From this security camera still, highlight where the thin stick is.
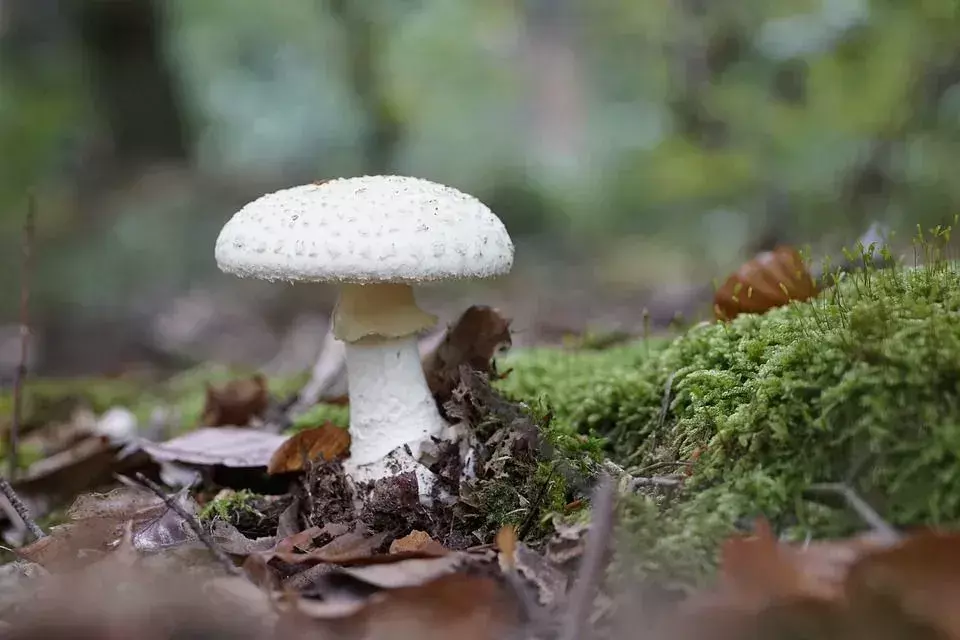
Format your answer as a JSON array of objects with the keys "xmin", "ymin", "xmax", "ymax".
[
  {"xmin": 807, "ymin": 482, "xmax": 900, "ymax": 542},
  {"xmin": 133, "ymin": 473, "xmax": 241, "ymax": 575},
  {"xmin": 8, "ymin": 194, "xmax": 35, "ymax": 480},
  {"xmin": 559, "ymin": 472, "xmax": 617, "ymax": 640},
  {"xmin": 626, "ymin": 474, "xmax": 683, "ymax": 490},
  {"xmin": 0, "ymin": 476, "xmax": 44, "ymax": 540}
]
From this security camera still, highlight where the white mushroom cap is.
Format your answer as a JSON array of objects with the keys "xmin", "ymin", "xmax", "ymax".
[{"xmin": 215, "ymin": 175, "xmax": 514, "ymax": 284}]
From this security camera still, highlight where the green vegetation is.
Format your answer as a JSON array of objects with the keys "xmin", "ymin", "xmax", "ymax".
[
  {"xmin": 286, "ymin": 402, "xmax": 349, "ymax": 433},
  {"xmin": 197, "ymin": 489, "xmax": 258, "ymax": 525},
  {"xmin": 499, "ymin": 254, "xmax": 960, "ymax": 586}
]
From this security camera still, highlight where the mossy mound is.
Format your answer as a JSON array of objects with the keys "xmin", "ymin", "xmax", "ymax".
[{"xmin": 497, "ymin": 262, "xmax": 960, "ymax": 586}]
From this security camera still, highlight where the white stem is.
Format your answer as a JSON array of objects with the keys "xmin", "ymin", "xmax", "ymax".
[{"xmin": 342, "ymin": 334, "xmax": 448, "ymax": 480}]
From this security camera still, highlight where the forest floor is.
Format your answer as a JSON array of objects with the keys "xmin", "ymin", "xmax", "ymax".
[{"xmin": 0, "ymin": 232, "xmax": 958, "ymax": 639}]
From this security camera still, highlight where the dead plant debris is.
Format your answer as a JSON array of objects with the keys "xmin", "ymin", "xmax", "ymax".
[
  {"xmin": 267, "ymin": 423, "xmax": 350, "ymax": 475},
  {"xmin": 201, "ymin": 373, "xmax": 270, "ymax": 427}
]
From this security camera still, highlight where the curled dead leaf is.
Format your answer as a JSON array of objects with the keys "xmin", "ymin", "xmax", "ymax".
[
  {"xmin": 423, "ymin": 305, "xmax": 512, "ymax": 408},
  {"xmin": 714, "ymin": 246, "xmax": 817, "ymax": 321},
  {"xmin": 267, "ymin": 423, "xmax": 350, "ymax": 475},
  {"xmin": 201, "ymin": 374, "xmax": 269, "ymax": 427}
]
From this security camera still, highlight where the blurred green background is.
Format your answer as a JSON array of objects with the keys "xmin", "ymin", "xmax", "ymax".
[{"xmin": 1, "ymin": 0, "xmax": 958, "ymax": 375}]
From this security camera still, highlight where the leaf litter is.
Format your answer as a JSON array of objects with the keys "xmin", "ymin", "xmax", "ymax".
[{"xmin": 7, "ymin": 303, "xmax": 960, "ymax": 638}]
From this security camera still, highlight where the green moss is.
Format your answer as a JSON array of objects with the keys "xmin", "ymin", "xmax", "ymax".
[
  {"xmin": 0, "ymin": 378, "xmax": 146, "ymax": 431},
  {"xmin": 0, "ymin": 441, "xmax": 45, "ymax": 470},
  {"xmin": 130, "ymin": 365, "xmax": 308, "ymax": 432},
  {"xmin": 499, "ymin": 260, "xmax": 960, "ymax": 585},
  {"xmin": 497, "ymin": 339, "xmax": 671, "ymax": 455},
  {"xmin": 286, "ymin": 402, "xmax": 349, "ymax": 434},
  {"xmin": 0, "ymin": 365, "xmax": 309, "ymax": 439},
  {"xmin": 470, "ymin": 460, "xmax": 572, "ymax": 540},
  {"xmin": 198, "ymin": 489, "xmax": 258, "ymax": 524}
]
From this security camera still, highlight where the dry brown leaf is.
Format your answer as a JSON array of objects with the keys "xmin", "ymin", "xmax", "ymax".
[
  {"xmin": 389, "ymin": 530, "xmax": 448, "ymax": 556},
  {"xmin": 712, "ymin": 519, "xmax": 888, "ymax": 610},
  {"xmin": 16, "ymin": 486, "xmax": 195, "ymax": 571},
  {"xmin": 423, "ymin": 305, "xmax": 512, "ymax": 408},
  {"xmin": 270, "ymin": 530, "xmax": 390, "ymax": 566},
  {"xmin": 714, "ymin": 246, "xmax": 817, "ymax": 321},
  {"xmin": 305, "ymin": 572, "xmax": 522, "ymax": 640},
  {"xmin": 333, "ymin": 554, "xmax": 463, "ymax": 590},
  {"xmin": 201, "ymin": 374, "xmax": 269, "ymax": 427},
  {"xmin": 267, "ymin": 423, "xmax": 350, "ymax": 475},
  {"xmin": 844, "ymin": 530, "xmax": 960, "ymax": 638},
  {"xmin": 11, "ymin": 435, "xmax": 147, "ymax": 509}
]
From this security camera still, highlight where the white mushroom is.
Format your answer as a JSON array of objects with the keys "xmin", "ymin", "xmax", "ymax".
[{"xmin": 214, "ymin": 175, "xmax": 514, "ymax": 485}]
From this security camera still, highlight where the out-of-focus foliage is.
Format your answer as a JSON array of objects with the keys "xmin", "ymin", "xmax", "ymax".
[{"xmin": 3, "ymin": 0, "xmax": 960, "ymax": 317}]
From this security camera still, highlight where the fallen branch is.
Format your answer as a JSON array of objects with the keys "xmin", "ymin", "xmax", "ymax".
[
  {"xmin": 133, "ymin": 473, "xmax": 241, "ymax": 575},
  {"xmin": 0, "ymin": 475, "xmax": 44, "ymax": 541},
  {"xmin": 559, "ymin": 472, "xmax": 616, "ymax": 640},
  {"xmin": 8, "ymin": 193, "xmax": 36, "ymax": 480}
]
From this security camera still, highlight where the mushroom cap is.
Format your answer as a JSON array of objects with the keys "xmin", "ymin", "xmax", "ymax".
[{"xmin": 215, "ymin": 175, "xmax": 514, "ymax": 284}]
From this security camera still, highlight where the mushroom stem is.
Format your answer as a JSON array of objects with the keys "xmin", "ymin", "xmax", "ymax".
[
  {"xmin": 341, "ymin": 334, "xmax": 448, "ymax": 477},
  {"xmin": 333, "ymin": 282, "xmax": 447, "ymax": 481}
]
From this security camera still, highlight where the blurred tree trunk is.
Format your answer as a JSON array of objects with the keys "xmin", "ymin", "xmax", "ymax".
[
  {"xmin": 325, "ymin": 0, "xmax": 401, "ymax": 174},
  {"xmin": 71, "ymin": 0, "xmax": 189, "ymax": 167}
]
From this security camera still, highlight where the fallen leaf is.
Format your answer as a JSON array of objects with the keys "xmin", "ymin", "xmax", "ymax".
[
  {"xmin": 201, "ymin": 374, "xmax": 269, "ymax": 427},
  {"xmin": 203, "ymin": 575, "xmax": 278, "ymax": 623},
  {"xmin": 390, "ymin": 530, "xmax": 448, "ymax": 556},
  {"xmin": 514, "ymin": 542, "xmax": 569, "ymax": 607},
  {"xmin": 275, "ymin": 523, "xmax": 350, "ymax": 555},
  {"xmin": 271, "ymin": 529, "xmax": 390, "ymax": 566},
  {"xmin": 714, "ymin": 246, "xmax": 817, "ymax": 321},
  {"xmin": 211, "ymin": 520, "xmax": 277, "ymax": 556},
  {"xmin": 139, "ymin": 427, "xmax": 287, "ymax": 468},
  {"xmin": 715, "ymin": 518, "xmax": 884, "ymax": 608},
  {"xmin": 267, "ymin": 423, "xmax": 350, "ymax": 475},
  {"xmin": 12, "ymin": 436, "xmax": 148, "ymax": 511},
  {"xmin": 844, "ymin": 530, "xmax": 960, "ymax": 638},
  {"xmin": 16, "ymin": 486, "xmax": 196, "ymax": 570},
  {"xmin": 423, "ymin": 306, "xmax": 512, "ymax": 408},
  {"xmin": 303, "ymin": 572, "xmax": 522, "ymax": 640},
  {"xmin": 330, "ymin": 554, "xmax": 463, "ymax": 590}
]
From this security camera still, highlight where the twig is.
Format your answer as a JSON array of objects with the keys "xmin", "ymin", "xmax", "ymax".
[
  {"xmin": 8, "ymin": 194, "xmax": 36, "ymax": 480},
  {"xmin": 0, "ymin": 475, "xmax": 44, "ymax": 540},
  {"xmin": 133, "ymin": 472, "xmax": 241, "ymax": 575},
  {"xmin": 807, "ymin": 482, "xmax": 900, "ymax": 543},
  {"xmin": 626, "ymin": 474, "xmax": 684, "ymax": 490},
  {"xmin": 559, "ymin": 472, "xmax": 617, "ymax": 640}
]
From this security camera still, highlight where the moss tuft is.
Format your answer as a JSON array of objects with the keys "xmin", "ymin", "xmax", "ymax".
[
  {"xmin": 198, "ymin": 489, "xmax": 258, "ymax": 525},
  {"xmin": 499, "ymin": 261, "xmax": 960, "ymax": 585},
  {"xmin": 286, "ymin": 402, "xmax": 349, "ymax": 433}
]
